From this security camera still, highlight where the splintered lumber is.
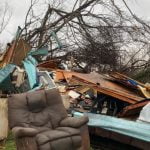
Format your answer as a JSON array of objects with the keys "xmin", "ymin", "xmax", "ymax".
[
  {"xmin": 119, "ymin": 100, "xmax": 150, "ymax": 117},
  {"xmin": 70, "ymin": 72, "xmax": 144, "ymax": 104}
]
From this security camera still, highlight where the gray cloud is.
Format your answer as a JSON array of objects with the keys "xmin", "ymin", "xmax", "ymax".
[
  {"xmin": 0, "ymin": 0, "xmax": 30, "ymax": 44},
  {"xmin": 126, "ymin": 0, "xmax": 150, "ymax": 20}
]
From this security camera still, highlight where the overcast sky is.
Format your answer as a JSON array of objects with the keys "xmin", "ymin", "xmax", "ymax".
[{"xmin": 0, "ymin": 0, "xmax": 150, "ymax": 44}]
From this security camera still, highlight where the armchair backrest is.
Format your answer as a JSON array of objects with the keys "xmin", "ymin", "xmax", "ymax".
[{"xmin": 8, "ymin": 88, "xmax": 67, "ymax": 129}]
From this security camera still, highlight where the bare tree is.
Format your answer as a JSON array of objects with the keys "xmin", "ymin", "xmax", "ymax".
[
  {"xmin": 18, "ymin": 0, "xmax": 150, "ymax": 73},
  {"xmin": 0, "ymin": 2, "xmax": 12, "ymax": 34}
]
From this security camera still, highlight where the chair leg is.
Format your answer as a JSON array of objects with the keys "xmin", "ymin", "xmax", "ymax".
[
  {"xmin": 15, "ymin": 137, "xmax": 38, "ymax": 150},
  {"xmin": 80, "ymin": 125, "xmax": 90, "ymax": 150}
]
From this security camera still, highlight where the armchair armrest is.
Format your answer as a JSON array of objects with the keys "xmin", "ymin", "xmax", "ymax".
[
  {"xmin": 60, "ymin": 116, "xmax": 89, "ymax": 128},
  {"xmin": 12, "ymin": 127, "xmax": 38, "ymax": 138}
]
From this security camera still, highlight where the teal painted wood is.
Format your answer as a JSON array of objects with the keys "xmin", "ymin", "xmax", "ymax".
[
  {"xmin": 28, "ymin": 46, "xmax": 48, "ymax": 56},
  {"xmin": 23, "ymin": 56, "xmax": 38, "ymax": 89},
  {"xmin": 0, "ymin": 64, "xmax": 16, "ymax": 91},
  {"xmin": 0, "ymin": 64, "xmax": 16, "ymax": 83},
  {"xmin": 74, "ymin": 112, "xmax": 150, "ymax": 142}
]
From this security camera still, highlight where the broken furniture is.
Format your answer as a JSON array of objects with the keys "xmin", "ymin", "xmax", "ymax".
[
  {"xmin": 37, "ymin": 71, "xmax": 56, "ymax": 89},
  {"xmin": 8, "ymin": 88, "xmax": 90, "ymax": 150}
]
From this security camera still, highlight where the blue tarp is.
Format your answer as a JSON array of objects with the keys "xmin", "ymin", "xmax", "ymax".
[{"xmin": 73, "ymin": 112, "xmax": 150, "ymax": 142}]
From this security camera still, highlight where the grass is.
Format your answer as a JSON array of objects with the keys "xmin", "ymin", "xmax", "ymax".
[
  {"xmin": 1, "ymin": 133, "xmax": 16, "ymax": 150},
  {"xmin": 2, "ymin": 133, "xmax": 93, "ymax": 150}
]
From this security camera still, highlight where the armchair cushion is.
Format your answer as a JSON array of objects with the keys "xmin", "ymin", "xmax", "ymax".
[
  {"xmin": 12, "ymin": 127, "xmax": 38, "ymax": 138},
  {"xmin": 36, "ymin": 127, "xmax": 80, "ymax": 145},
  {"xmin": 27, "ymin": 90, "xmax": 47, "ymax": 113},
  {"xmin": 8, "ymin": 89, "xmax": 67, "ymax": 129},
  {"xmin": 8, "ymin": 89, "xmax": 89, "ymax": 150},
  {"xmin": 60, "ymin": 116, "xmax": 89, "ymax": 128},
  {"xmin": 38, "ymin": 135, "xmax": 81, "ymax": 150}
]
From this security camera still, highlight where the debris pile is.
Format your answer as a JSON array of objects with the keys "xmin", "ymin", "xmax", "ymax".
[
  {"xmin": 0, "ymin": 30, "xmax": 150, "ymax": 119},
  {"xmin": 0, "ymin": 29, "xmax": 150, "ymax": 149},
  {"xmin": 43, "ymin": 69, "xmax": 149, "ymax": 118}
]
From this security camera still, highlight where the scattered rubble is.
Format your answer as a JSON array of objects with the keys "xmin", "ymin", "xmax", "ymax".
[{"xmin": 0, "ymin": 29, "xmax": 150, "ymax": 149}]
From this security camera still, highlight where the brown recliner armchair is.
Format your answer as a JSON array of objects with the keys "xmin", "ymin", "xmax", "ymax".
[{"xmin": 8, "ymin": 88, "xmax": 90, "ymax": 150}]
